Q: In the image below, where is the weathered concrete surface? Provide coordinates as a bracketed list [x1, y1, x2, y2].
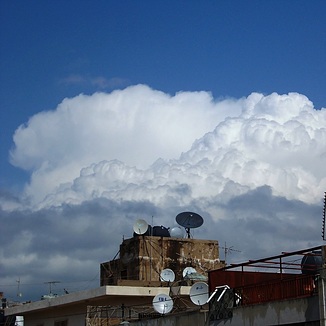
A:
[101, 236, 223, 285]
[210, 296, 319, 326]
[124, 309, 206, 326]
[5, 294, 320, 326]
[126, 296, 320, 326]
[5, 285, 192, 326]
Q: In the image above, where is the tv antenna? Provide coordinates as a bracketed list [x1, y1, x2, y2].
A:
[176, 212, 203, 238]
[222, 242, 241, 265]
[44, 281, 60, 295]
[16, 278, 22, 297]
[322, 192, 326, 241]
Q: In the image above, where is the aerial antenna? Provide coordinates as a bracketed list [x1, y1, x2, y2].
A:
[16, 278, 22, 297]
[150, 216, 153, 281]
[44, 281, 60, 295]
[322, 192, 326, 241]
[222, 242, 241, 265]
[176, 212, 203, 238]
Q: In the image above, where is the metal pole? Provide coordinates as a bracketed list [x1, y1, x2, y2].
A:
[319, 245, 326, 326]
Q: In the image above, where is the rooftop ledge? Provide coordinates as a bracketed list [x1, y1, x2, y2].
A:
[5, 285, 191, 316]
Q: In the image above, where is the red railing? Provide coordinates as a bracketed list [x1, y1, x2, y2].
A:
[235, 274, 316, 306]
[209, 245, 322, 306]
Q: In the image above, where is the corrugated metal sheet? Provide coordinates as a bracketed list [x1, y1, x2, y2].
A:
[209, 268, 316, 305]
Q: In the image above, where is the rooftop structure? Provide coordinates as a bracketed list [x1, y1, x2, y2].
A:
[101, 235, 223, 286]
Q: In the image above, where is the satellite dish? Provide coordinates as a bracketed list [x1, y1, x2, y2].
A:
[153, 225, 170, 237]
[160, 268, 175, 282]
[176, 212, 203, 238]
[133, 219, 149, 235]
[189, 282, 209, 306]
[170, 226, 184, 238]
[182, 267, 197, 278]
[152, 293, 173, 314]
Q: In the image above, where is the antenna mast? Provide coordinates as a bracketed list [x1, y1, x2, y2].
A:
[223, 242, 241, 265]
[322, 192, 326, 241]
[44, 281, 60, 295]
[16, 278, 22, 297]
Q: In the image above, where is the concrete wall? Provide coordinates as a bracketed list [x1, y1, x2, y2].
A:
[22, 307, 85, 326]
[124, 310, 206, 326]
[21, 307, 204, 326]
[7, 285, 194, 326]
[210, 296, 319, 326]
[119, 296, 320, 326]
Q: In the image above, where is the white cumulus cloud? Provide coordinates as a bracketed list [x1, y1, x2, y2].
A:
[10, 85, 241, 205]
[26, 90, 326, 210]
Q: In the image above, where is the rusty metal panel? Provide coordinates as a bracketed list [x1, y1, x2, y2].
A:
[209, 270, 289, 290]
[208, 270, 315, 305]
[239, 274, 315, 305]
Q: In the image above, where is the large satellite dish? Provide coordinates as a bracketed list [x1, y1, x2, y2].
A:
[189, 282, 209, 306]
[176, 212, 203, 238]
[182, 267, 197, 278]
[152, 293, 173, 314]
[133, 219, 149, 235]
[160, 268, 175, 282]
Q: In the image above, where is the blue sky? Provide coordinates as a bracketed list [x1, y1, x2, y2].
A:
[1, 1, 325, 190]
[1, 1, 326, 301]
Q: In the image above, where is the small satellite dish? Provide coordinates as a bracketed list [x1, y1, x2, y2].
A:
[169, 226, 184, 238]
[182, 267, 197, 278]
[133, 219, 149, 235]
[160, 268, 175, 282]
[189, 282, 209, 306]
[152, 293, 173, 314]
[176, 212, 203, 238]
